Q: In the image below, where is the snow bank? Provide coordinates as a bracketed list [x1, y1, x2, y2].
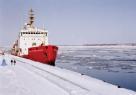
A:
[4, 54, 136, 95]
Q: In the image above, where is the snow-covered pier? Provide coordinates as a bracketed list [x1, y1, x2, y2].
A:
[0, 54, 136, 95]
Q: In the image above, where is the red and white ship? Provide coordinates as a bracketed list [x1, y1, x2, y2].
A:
[11, 9, 58, 66]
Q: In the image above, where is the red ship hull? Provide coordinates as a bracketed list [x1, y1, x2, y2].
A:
[22, 45, 58, 66]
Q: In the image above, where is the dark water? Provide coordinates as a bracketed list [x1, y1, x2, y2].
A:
[56, 46, 136, 91]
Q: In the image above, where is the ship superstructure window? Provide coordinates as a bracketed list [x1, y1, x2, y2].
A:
[20, 32, 44, 35]
[32, 42, 36, 46]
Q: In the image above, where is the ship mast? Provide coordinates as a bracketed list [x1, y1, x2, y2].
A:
[28, 9, 34, 27]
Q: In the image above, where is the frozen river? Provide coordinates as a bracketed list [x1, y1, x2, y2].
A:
[56, 46, 136, 91]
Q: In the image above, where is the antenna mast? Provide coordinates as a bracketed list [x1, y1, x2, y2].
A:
[29, 9, 34, 27]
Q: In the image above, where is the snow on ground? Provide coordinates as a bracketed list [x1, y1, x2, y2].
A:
[0, 56, 69, 95]
[0, 54, 136, 95]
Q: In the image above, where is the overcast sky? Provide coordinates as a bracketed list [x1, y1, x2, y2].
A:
[0, 0, 136, 46]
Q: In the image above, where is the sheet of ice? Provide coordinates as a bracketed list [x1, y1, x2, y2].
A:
[0, 54, 135, 95]
[56, 46, 136, 91]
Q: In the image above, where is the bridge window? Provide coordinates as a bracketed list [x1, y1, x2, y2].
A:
[32, 42, 36, 46]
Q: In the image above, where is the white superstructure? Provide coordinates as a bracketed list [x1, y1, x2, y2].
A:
[18, 9, 48, 55]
